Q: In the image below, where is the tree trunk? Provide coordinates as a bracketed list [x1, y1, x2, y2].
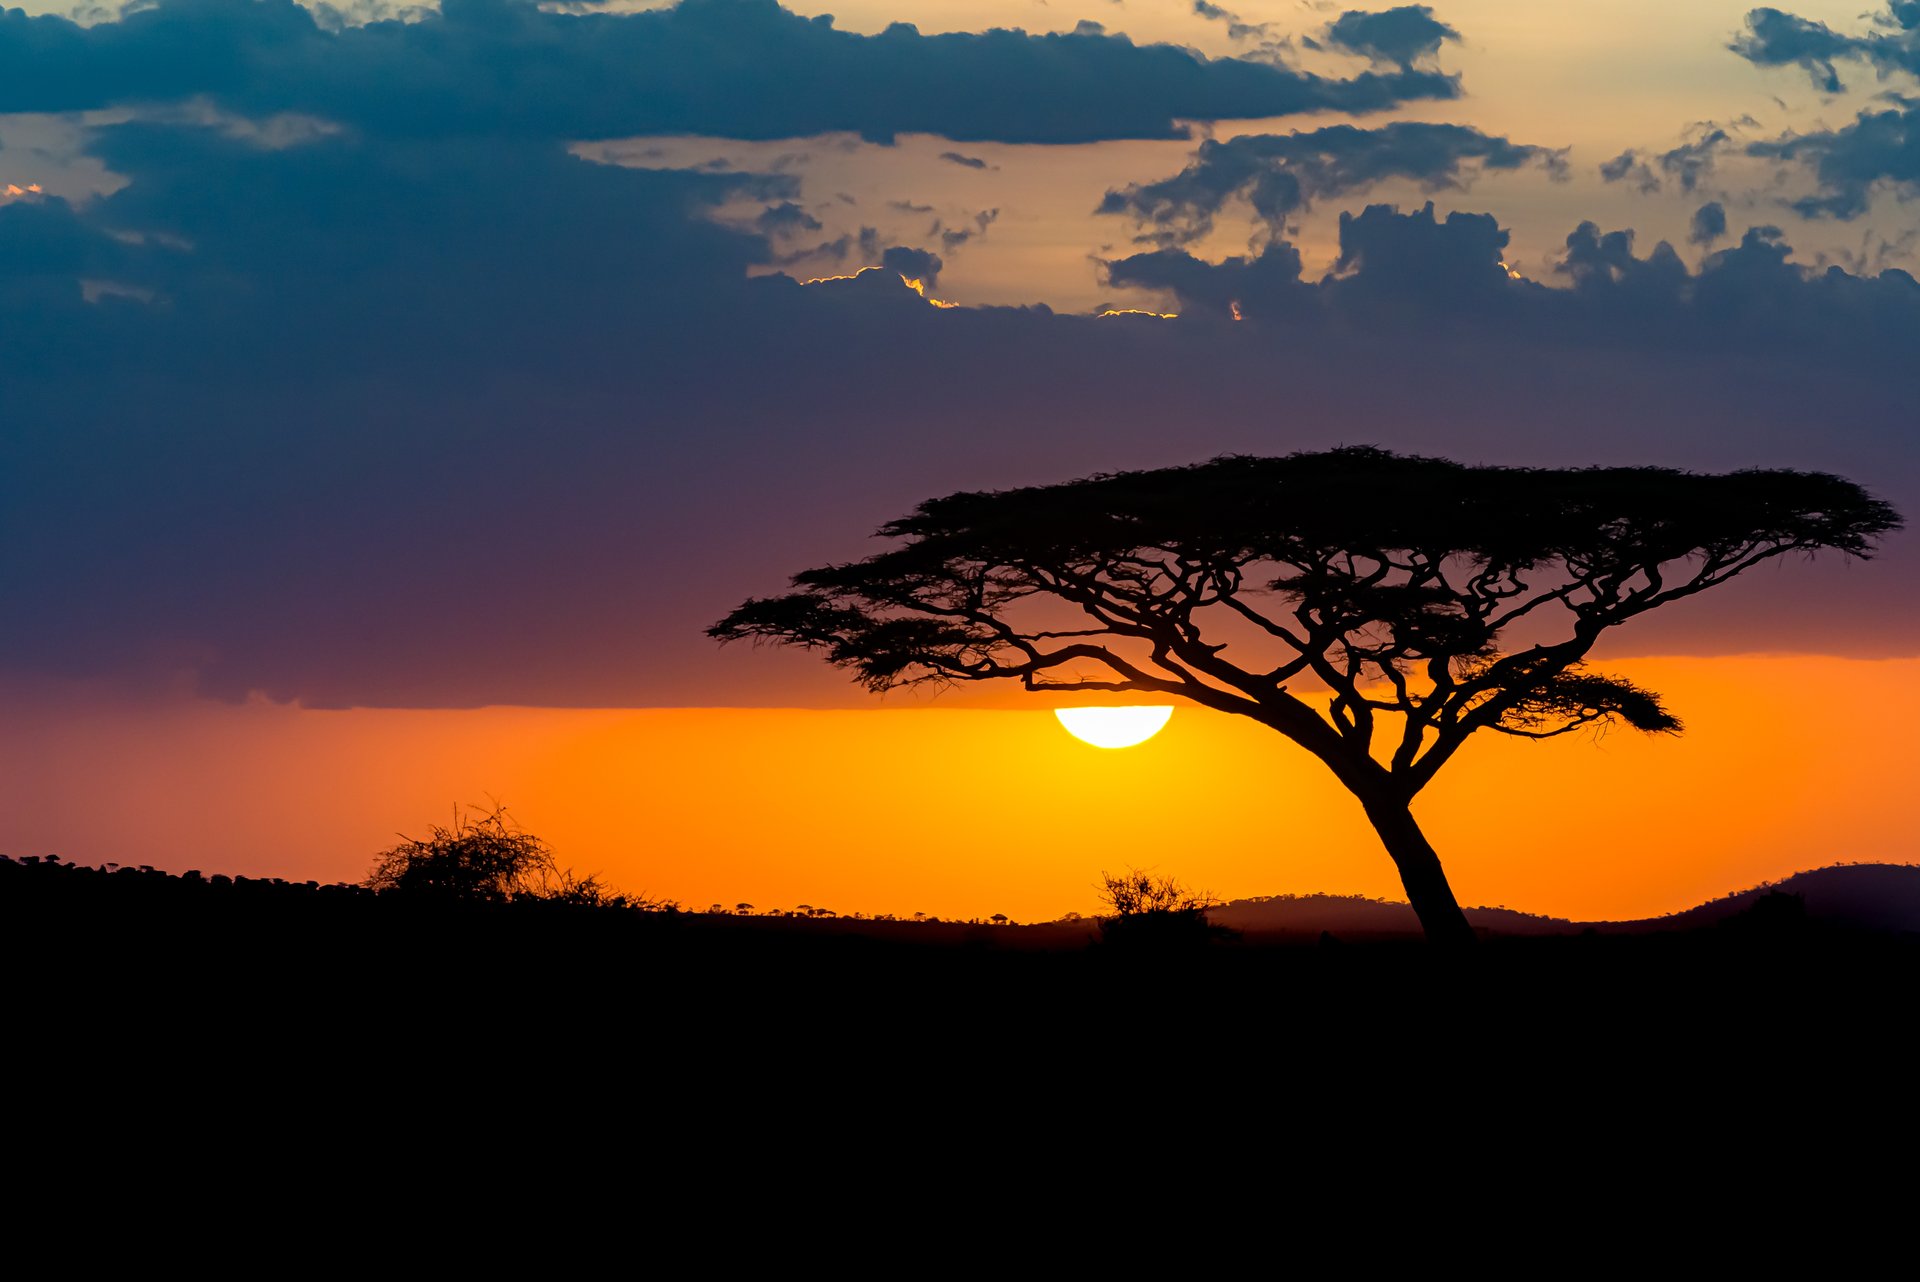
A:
[1360, 796, 1477, 947]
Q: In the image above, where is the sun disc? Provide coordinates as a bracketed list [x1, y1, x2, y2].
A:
[1054, 705, 1173, 749]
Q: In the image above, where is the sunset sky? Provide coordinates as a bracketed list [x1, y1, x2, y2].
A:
[3, 0, 1916, 918]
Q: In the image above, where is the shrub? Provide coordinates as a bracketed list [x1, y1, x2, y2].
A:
[1095, 869, 1233, 951]
[365, 803, 656, 907]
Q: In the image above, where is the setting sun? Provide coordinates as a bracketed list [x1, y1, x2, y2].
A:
[1053, 706, 1174, 749]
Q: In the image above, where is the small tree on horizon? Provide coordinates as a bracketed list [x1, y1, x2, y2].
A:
[365, 802, 642, 908]
[711, 448, 1901, 945]
[1095, 869, 1227, 950]
[366, 803, 557, 903]
[1097, 869, 1221, 917]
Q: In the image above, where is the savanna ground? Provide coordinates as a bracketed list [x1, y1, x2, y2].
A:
[9, 851, 1905, 1255]
[9, 849, 1917, 1235]
[10, 854, 1912, 1068]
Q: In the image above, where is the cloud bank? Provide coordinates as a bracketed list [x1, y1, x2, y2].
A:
[0, 0, 1461, 144]
[1736, 3, 1920, 217]
[0, 0, 1912, 708]
[1099, 122, 1566, 245]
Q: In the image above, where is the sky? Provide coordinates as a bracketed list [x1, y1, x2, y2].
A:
[2, 0, 1917, 917]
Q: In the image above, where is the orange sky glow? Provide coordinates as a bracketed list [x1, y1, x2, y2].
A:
[4, 655, 1913, 923]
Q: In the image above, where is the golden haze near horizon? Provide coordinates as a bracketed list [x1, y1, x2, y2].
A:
[3, 655, 1914, 924]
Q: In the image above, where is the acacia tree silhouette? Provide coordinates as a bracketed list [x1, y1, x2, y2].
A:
[710, 448, 1901, 945]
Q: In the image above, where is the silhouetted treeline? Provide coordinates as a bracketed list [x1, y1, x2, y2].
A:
[9, 850, 1920, 1153]
[8, 852, 1917, 993]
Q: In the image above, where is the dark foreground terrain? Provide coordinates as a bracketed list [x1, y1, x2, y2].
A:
[9, 852, 1919, 1229]
[9, 855, 1915, 1053]
[5, 855, 1909, 1232]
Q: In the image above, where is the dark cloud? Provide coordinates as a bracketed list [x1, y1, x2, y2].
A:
[1750, 101, 1920, 218]
[1098, 122, 1566, 245]
[938, 151, 990, 170]
[1102, 240, 1310, 317]
[880, 245, 943, 287]
[8, 155, 1917, 705]
[1600, 149, 1661, 195]
[0, 192, 134, 306]
[0, 0, 1462, 145]
[1, 7, 1914, 708]
[935, 208, 999, 252]
[1103, 200, 1920, 364]
[1329, 201, 1516, 304]
[1192, 1, 1274, 43]
[1661, 130, 1731, 192]
[1601, 129, 1733, 195]
[1731, 8, 1858, 93]
[1690, 200, 1729, 246]
[756, 201, 822, 236]
[1732, 4, 1920, 94]
[1322, 6, 1461, 70]
[771, 222, 889, 269]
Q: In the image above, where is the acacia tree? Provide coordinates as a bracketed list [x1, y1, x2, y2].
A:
[710, 448, 1900, 945]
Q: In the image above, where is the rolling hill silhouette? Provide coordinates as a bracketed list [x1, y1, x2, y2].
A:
[1201, 864, 1920, 938]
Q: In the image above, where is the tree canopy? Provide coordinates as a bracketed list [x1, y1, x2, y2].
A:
[714, 448, 1897, 790]
[712, 447, 1900, 942]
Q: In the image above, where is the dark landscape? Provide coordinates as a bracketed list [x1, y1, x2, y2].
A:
[11, 848, 1916, 1168]
[13, 853, 1915, 1023]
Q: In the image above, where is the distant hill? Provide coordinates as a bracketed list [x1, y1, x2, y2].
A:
[1204, 893, 1567, 939]
[1601, 864, 1920, 935]
[1202, 864, 1920, 939]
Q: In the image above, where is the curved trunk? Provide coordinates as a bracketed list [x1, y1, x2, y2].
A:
[1360, 795, 1476, 947]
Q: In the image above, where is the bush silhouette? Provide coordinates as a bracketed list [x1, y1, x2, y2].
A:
[1095, 869, 1232, 950]
[365, 803, 627, 905]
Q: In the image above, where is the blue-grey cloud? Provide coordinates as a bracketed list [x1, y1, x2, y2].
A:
[1731, 8, 1860, 93]
[1322, 6, 1461, 69]
[1690, 200, 1729, 245]
[1661, 129, 1732, 192]
[1750, 101, 1920, 218]
[1, 15, 1915, 707]
[880, 245, 943, 287]
[756, 201, 823, 237]
[939, 151, 990, 170]
[1101, 239, 1310, 316]
[1728, 5, 1920, 216]
[1732, 3, 1920, 94]
[1103, 200, 1920, 361]
[1192, 1, 1276, 44]
[1600, 149, 1661, 194]
[934, 208, 999, 253]
[1098, 122, 1566, 245]
[0, 192, 134, 306]
[0, 0, 1461, 145]
[8, 166, 1917, 704]
[1600, 130, 1735, 196]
